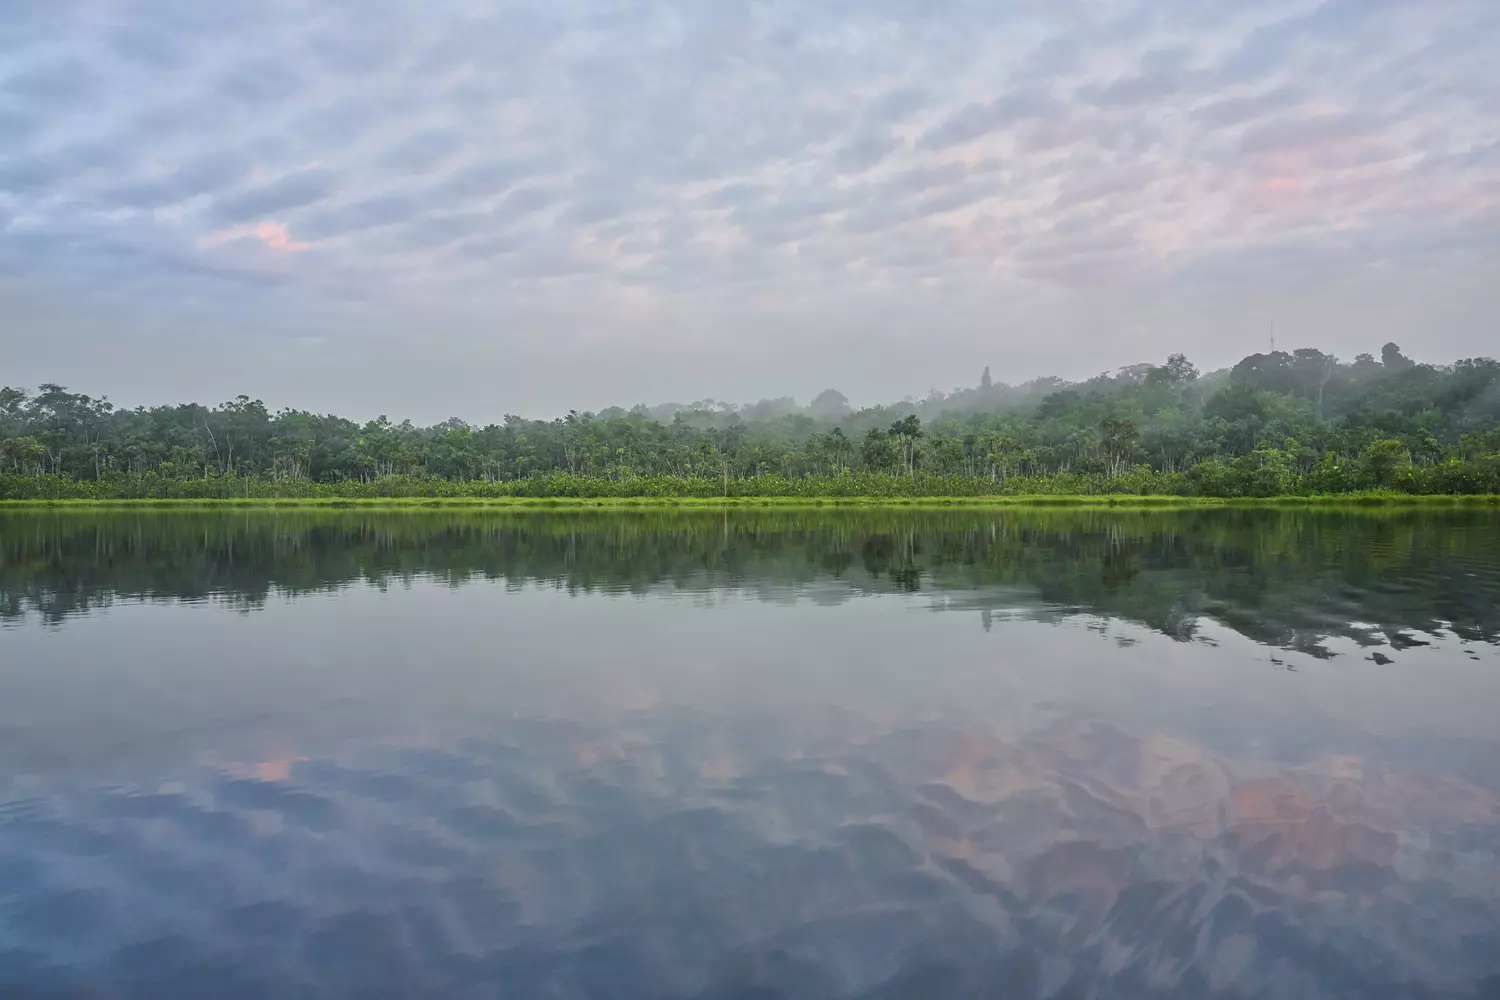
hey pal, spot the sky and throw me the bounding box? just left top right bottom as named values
left=2, top=0, right=1498, bottom=422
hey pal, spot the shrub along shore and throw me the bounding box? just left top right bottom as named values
left=1, top=472, right=1497, bottom=508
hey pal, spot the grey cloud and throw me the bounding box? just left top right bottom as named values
left=1053, top=164, right=1159, bottom=207
left=628, top=241, right=783, bottom=294
left=115, top=0, right=265, bottom=40
left=0, top=156, right=54, bottom=193
left=1, top=216, right=296, bottom=293
left=752, top=99, right=853, bottom=148
left=309, top=18, right=413, bottom=76
left=1220, top=0, right=1401, bottom=81
left=50, top=137, right=140, bottom=182
left=732, top=193, right=842, bottom=245
left=870, top=228, right=972, bottom=273
left=1297, top=0, right=1405, bottom=38
left=842, top=199, right=923, bottom=236
left=0, top=107, right=41, bottom=146
left=918, top=90, right=1058, bottom=150
left=615, top=231, right=658, bottom=256
left=566, top=196, right=630, bottom=225
left=1096, top=3, right=1160, bottom=41
left=217, top=62, right=307, bottom=108
left=0, top=138, right=139, bottom=195
left=464, top=231, right=523, bottom=259
left=1238, top=111, right=1379, bottom=155
left=433, top=160, right=533, bottom=201
left=1049, top=205, right=1129, bottom=238
left=748, top=193, right=845, bottom=225
left=918, top=177, right=1003, bottom=216
left=287, top=96, right=399, bottom=147
left=880, top=163, right=969, bottom=197
left=660, top=214, right=702, bottom=250
left=840, top=164, right=978, bottom=235
left=1460, top=139, right=1500, bottom=168
left=95, top=153, right=251, bottom=210
left=864, top=86, right=930, bottom=124
left=1087, top=46, right=1197, bottom=107
left=109, top=22, right=191, bottom=69
left=593, top=218, right=637, bottom=243
left=1, top=60, right=98, bottom=110
left=414, top=8, right=566, bottom=73
left=1221, top=10, right=1315, bottom=81
left=1169, top=230, right=1396, bottom=286
left=1014, top=223, right=1143, bottom=282
left=393, top=212, right=494, bottom=250
left=4, top=0, right=1497, bottom=409
left=174, top=154, right=253, bottom=198
left=298, top=193, right=424, bottom=240
left=701, top=183, right=772, bottom=210
left=833, top=130, right=903, bottom=174
left=507, top=246, right=601, bottom=280
left=1022, top=36, right=1083, bottom=78
left=379, top=130, right=466, bottom=173
left=1020, top=94, right=1172, bottom=156
left=0, top=1, right=88, bottom=41
left=98, top=177, right=202, bottom=211
left=1140, top=45, right=1194, bottom=75
left=1191, top=86, right=1303, bottom=128
left=209, top=170, right=341, bottom=225
left=130, top=100, right=235, bottom=143
left=1090, top=72, right=1186, bottom=107
left=0, top=224, right=82, bottom=260
left=496, top=186, right=560, bottom=219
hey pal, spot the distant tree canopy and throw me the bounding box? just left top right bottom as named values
left=3, top=343, right=1500, bottom=496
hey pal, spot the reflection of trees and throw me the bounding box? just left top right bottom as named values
left=2, top=509, right=1498, bottom=652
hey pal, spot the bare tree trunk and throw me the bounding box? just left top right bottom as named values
left=202, top=421, right=221, bottom=473
left=1317, top=357, right=1336, bottom=420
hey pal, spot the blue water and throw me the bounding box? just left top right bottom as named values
left=1, top=509, right=1498, bottom=999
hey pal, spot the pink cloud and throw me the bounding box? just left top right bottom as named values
left=253, top=220, right=308, bottom=251
left=200, top=219, right=309, bottom=252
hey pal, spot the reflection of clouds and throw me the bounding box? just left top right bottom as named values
left=2, top=511, right=1499, bottom=992
left=1, top=712, right=1496, bottom=997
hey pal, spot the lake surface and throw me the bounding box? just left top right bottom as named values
left=1, top=508, right=1498, bottom=1000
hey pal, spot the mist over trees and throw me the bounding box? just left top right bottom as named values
left=3, top=343, right=1500, bottom=496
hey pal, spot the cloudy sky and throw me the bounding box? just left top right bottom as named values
left=2, top=0, right=1498, bottom=420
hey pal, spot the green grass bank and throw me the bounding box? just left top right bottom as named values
left=4, top=493, right=1497, bottom=510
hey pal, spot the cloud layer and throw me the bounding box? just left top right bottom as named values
left=2, top=0, right=1498, bottom=416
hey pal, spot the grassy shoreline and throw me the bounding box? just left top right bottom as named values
left=2, top=493, right=1498, bottom=510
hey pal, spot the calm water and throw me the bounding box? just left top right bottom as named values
left=2, top=508, right=1499, bottom=1000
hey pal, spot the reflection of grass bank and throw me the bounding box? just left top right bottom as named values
left=4, top=493, right=1498, bottom=510
left=6, top=500, right=1498, bottom=647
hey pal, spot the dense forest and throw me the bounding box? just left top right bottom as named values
left=4, top=342, right=1500, bottom=498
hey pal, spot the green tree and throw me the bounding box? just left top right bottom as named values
left=888, top=415, right=922, bottom=476
left=1098, top=418, right=1139, bottom=477
left=1361, top=438, right=1412, bottom=488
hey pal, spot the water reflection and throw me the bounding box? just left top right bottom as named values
left=4, top=507, right=1499, bottom=655
left=0, top=509, right=1497, bottom=999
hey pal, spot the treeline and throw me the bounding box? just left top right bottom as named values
left=3, top=341, right=1500, bottom=498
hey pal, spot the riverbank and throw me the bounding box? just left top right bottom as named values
left=3, top=493, right=1498, bottom=510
